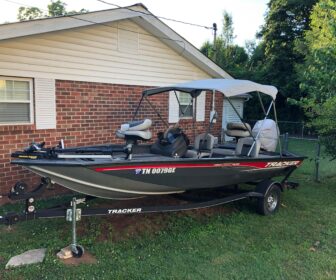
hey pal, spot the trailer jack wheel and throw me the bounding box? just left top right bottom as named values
left=67, top=197, right=85, bottom=258
left=71, top=245, right=85, bottom=258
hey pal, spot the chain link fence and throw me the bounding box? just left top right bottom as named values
left=277, top=121, right=317, bottom=139
left=280, top=131, right=336, bottom=182
left=250, top=120, right=335, bottom=181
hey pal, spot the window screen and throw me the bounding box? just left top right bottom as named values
left=179, top=92, right=193, bottom=118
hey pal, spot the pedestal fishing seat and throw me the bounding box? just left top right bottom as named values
left=116, top=119, right=152, bottom=143
left=225, top=122, right=252, bottom=139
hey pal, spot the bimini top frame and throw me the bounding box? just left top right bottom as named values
left=136, top=79, right=281, bottom=157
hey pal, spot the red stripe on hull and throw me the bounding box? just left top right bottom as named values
left=94, top=163, right=216, bottom=172
left=93, top=160, right=302, bottom=172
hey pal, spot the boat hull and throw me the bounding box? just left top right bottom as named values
left=15, top=156, right=304, bottom=199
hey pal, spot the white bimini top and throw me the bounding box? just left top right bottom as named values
left=143, top=79, right=278, bottom=100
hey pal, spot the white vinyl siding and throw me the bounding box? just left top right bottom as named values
left=0, top=77, right=33, bottom=124
left=118, top=23, right=139, bottom=54
left=0, top=20, right=210, bottom=86
left=35, top=78, right=56, bottom=129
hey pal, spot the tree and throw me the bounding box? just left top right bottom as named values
left=17, top=0, right=88, bottom=21
left=257, top=0, right=318, bottom=120
left=47, top=0, right=67, bottom=17
left=299, top=0, right=336, bottom=158
left=222, top=11, right=235, bottom=46
left=17, top=6, right=43, bottom=21
left=200, top=11, right=248, bottom=77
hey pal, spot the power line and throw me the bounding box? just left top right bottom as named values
left=96, top=0, right=214, bottom=30
left=2, top=0, right=189, bottom=52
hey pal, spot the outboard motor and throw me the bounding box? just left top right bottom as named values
left=252, top=119, right=279, bottom=152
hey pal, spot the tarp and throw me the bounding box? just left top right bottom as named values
left=143, top=79, right=278, bottom=100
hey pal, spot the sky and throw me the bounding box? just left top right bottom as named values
left=0, top=0, right=269, bottom=48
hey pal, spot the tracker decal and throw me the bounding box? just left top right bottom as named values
left=108, top=208, right=142, bottom=214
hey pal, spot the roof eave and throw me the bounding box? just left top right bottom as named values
left=0, top=7, right=139, bottom=41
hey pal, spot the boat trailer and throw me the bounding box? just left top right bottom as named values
left=0, top=177, right=298, bottom=258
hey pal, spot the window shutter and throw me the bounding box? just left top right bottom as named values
left=168, top=91, right=179, bottom=123
left=35, top=78, right=56, bottom=130
left=196, top=91, right=205, bottom=122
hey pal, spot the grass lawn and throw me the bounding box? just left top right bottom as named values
left=1, top=139, right=336, bottom=279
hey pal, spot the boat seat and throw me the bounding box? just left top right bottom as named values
left=226, top=122, right=252, bottom=138
left=116, top=119, right=152, bottom=142
left=235, top=137, right=261, bottom=158
left=185, top=133, right=215, bottom=158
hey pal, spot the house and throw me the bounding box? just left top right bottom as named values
left=0, top=4, right=246, bottom=195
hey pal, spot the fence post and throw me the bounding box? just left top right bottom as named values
left=314, top=137, right=321, bottom=182
left=282, top=132, right=289, bottom=153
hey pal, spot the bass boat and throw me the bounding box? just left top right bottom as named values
left=11, top=79, right=305, bottom=200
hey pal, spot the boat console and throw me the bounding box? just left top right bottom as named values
left=150, top=126, right=189, bottom=158
left=185, top=133, right=216, bottom=158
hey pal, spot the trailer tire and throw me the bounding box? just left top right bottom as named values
left=256, top=180, right=281, bottom=216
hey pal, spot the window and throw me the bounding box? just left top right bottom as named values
left=179, top=92, right=193, bottom=118
left=0, top=77, right=33, bottom=124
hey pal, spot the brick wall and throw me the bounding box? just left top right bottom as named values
left=0, top=80, right=223, bottom=197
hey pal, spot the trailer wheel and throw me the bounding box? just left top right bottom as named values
left=72, top=245, right=85, bottom=258
left=256, top=180, right=281, bottom=216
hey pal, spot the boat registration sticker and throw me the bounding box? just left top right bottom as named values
left=135, top=167, right=176, bottom=175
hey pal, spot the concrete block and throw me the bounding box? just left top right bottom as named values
left=6, top=248, right=46, bottom=269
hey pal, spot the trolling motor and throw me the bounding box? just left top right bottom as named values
left=24, top=142, right=45, bottom=153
